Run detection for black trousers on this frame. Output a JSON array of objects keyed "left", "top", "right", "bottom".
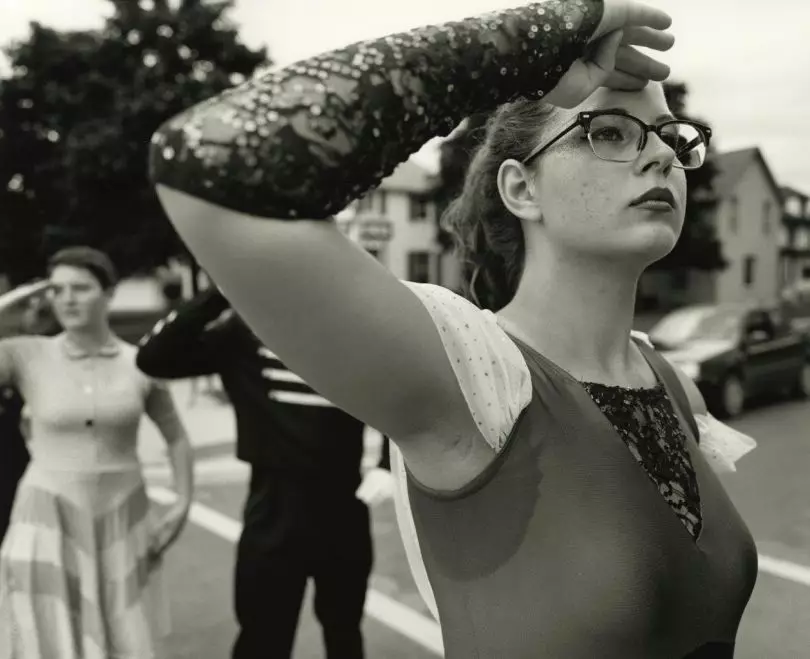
[{"left": 232, "top": 465, "right": 373, "bottom": 659}]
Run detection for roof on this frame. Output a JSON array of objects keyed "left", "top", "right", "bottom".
[
  {"left": 379, "top": 160, "right": 437, "bottom": 194},
  {"left": 781, "top": 185, "right": 809, "bottom": 203},
  {"left": 713, "top": 147, "right": 781, "bottom": 201}
]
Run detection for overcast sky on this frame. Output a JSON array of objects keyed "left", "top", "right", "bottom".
[{"left": 1, "top": 0, "right": 809, "bottom": 190}]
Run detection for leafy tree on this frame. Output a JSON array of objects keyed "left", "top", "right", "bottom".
[
  {"left": 432, "top": 82, "right": 725, "bottom": 273},
  {"left": 653, "top": 81, "right": 724, "bottom": 272},
  {"left": 0, "top": 0, "right": 267, "bottom": 284}
]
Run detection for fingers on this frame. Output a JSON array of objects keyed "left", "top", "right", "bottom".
[
  {"left": 615, "top": 45, "right": 671, "bottom": 81},
  {"left": 603, "top": 70, "right": 649, "bottom": 91},
  {"left": 593, "top": 1, "right": 672, "bottom": 42},
  {"left": 589, "top": 29, "right": 625, "bottom": 75},
  {"left": 621, "top": 26, "right": 675, "bottom": 52},
  {"left": 623, "top": 1, "right": 672, "bottom": 30},
  {"left": 545, "top": 30, "right": 624, "bottom": 108}
]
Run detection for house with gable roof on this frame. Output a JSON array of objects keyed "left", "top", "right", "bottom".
[{"left": 641, "top": 147, "right": 783, "bottom": 310}]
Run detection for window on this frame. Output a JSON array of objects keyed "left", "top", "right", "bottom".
[
  {"left": 729, "top": 197, "right": 739, "bottom": 234},
  {"left": 410, "top": 196, "right": 429, "bottom": 221},
  {"left": 786, "top": 196, "right": 803, "bottom": 216},
  {"left": 762, "top": 200, "right": 771, "bottom": 235},
  {"left": 408, "top": 251, "right": 431, "bottom": 283},
  {"left": 743, "top": 255, "right": 756, "bottom": 287}
]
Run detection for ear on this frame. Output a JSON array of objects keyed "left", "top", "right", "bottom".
[{"left": 497, "top": 159, "right": 542, "bottom": 224}]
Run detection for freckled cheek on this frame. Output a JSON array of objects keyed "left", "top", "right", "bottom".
[
  {"left": 541, "top": 155, "right": 616, "bottom": 207},
  {"left": 566, "top": 180, "right": 617, "bottom": 224}
]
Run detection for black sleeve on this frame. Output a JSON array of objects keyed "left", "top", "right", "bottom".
[
  {"left": 149, "top": 0, "right": 602, "bottom": 218},
  {"left": 376, "top": 434, "right": 391, "bottom": 472},
  {"left": 136, "top": 288, "right": 231, "bottom": 379}
]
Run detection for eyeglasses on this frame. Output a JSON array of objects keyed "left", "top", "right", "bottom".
[{"left": 522, "top": 110, "right": 712, "bottom": 170}]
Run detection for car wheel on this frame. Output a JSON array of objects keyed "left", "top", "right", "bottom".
[
  {"left": 718, "top": 374, "right": 745, "bottom": 419},
  {"left": 794, "top": 362, "right": 810, "bottom": 399}
]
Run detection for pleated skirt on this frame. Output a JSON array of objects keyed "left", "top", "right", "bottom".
[{"left": 0, "top": 463, "right": 170, "bottom": 658}]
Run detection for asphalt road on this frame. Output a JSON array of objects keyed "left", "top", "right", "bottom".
[{"left": 146, "top": 393, "right": 810, "bottom": 658}]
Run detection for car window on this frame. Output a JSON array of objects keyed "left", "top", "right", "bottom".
[{"left": 651, "top": 307, "right": 743, "bottom": 347}]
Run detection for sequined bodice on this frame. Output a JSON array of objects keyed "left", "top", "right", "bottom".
[
  {"left": 581, "top": 381, "right": 702, "bottom": 539},
  {"left": 150, "top": 0, "right": 602, "bottom": 218}
]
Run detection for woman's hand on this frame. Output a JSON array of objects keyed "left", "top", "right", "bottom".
[
  {"left": 545, "top": 0, "right": 674, "bottom": 108},
  {"left": 1, "top": 280, "right": 52, "bottom": 305},
  {"left": 147, "top": 501, "right": 191, "bottom": 567},
  {"left": 355, "top": 468, "right": 395, "bottom": 507},
  {"left": 0, "top": 280, "right": 54, "bottom": 318}
]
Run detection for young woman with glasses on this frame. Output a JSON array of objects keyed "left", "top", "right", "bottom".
[{"left": 148, "top": 0, "right": 758, "bottom": 655}]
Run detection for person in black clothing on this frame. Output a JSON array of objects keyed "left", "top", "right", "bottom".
[
  {"left": 136, "top": 287, "right": 392, "bottom": 659},
  {"left": 0, "top": 385, "right": 27, "bottom": 546}
]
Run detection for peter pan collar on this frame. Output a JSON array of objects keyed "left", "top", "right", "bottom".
[{"left": 60, "top": 333, "right": 122, "bottom": 360}]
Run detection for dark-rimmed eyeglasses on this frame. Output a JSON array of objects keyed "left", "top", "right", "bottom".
[{"left": 522, "top": 110, "right": 713, "bottom": 170}]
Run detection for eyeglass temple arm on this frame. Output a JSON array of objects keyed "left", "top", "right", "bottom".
[
  {"left": 523, "top": 122, "right": 580, "bottom": 165},
  {"left": 675, "top": 135, "right": 704, "bottom": 155}
]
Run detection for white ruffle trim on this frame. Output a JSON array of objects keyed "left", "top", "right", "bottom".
[{"left": 695, "top": 413, "right": 757, "bottom": 474}]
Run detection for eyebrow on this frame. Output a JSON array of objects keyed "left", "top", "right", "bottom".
[{"left": 595, "top": 107, "right": 678, "bottom": 123}]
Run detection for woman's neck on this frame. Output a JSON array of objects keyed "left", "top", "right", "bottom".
[
  {"left": 64, "top": 324, "right": 113, "bottom": 351},
  {"left": 498, "top": 253, "right": 651, "bottom": 387}
]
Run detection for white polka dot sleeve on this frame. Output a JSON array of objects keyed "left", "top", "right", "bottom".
[{"left": 403, "top": 282, "right": 532, "bottom": 452}]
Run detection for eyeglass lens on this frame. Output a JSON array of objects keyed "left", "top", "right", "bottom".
[{"left": 587, "top": 115, "right": 707, "bottom": 169}]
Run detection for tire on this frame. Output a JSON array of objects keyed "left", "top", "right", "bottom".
[
  {"left": 794, "top": 361, "right": 810, "bottom": 399},
  {"left": 717, "top": 374, "right": 745, "bottom": 419}
]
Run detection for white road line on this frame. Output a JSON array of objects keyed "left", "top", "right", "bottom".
[
  {"left": 147, "top": 486, "right": 445, "bottom": 656},
  {"left": 758, "top": 554, "right": 810, "bottom": 588}
]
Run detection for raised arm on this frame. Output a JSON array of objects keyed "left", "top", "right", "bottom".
[
  {"left": 0, "top": 281, "right": 52, "bottom": 387},
  {"left": 136, "top": 288, "right": 230, "bottom": 379},
  {"left": 149, "top": 1, "right": 670, "bottom": 446}
]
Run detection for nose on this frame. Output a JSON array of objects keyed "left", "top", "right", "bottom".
[
  {"left": 59, "top": 288, "right": 77, "bottom": 305},
  {"left": 634, "top": 132, "right": 676, "bottom": 177}
]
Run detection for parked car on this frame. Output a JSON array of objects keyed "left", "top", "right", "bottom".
[
  {"left": 647, "top": 303, "right": 810, "bottom": 418},
  {"left": 108, "top": 277, "right": 172, "bottom": 345}
]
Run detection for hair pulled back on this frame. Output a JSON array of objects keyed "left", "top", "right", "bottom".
[
  {"left": 442, "top": 99, "right": 557, "bottom": 312},
  {"left": 47, "top": 246, "right": 119, "bottom": 291}
]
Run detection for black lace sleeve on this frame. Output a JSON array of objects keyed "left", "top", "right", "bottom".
[{"left": 150, "top": 0, "right": 602, "bottom": 219}]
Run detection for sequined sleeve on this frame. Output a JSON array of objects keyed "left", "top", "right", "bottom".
[{"left": 149, "top": 0, "right": 602, "bottom": 219}]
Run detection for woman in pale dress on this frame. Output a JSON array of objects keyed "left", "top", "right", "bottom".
[{"left": 0, "top": 246, "right": 194, "bottom": 658}]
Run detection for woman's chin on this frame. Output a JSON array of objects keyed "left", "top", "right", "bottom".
[
  {"left": 58, "top": 317, "right": 84, "bottom": 330},
  {"left": 625, "top": 223, "right": 680, "bottom": 262}
]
